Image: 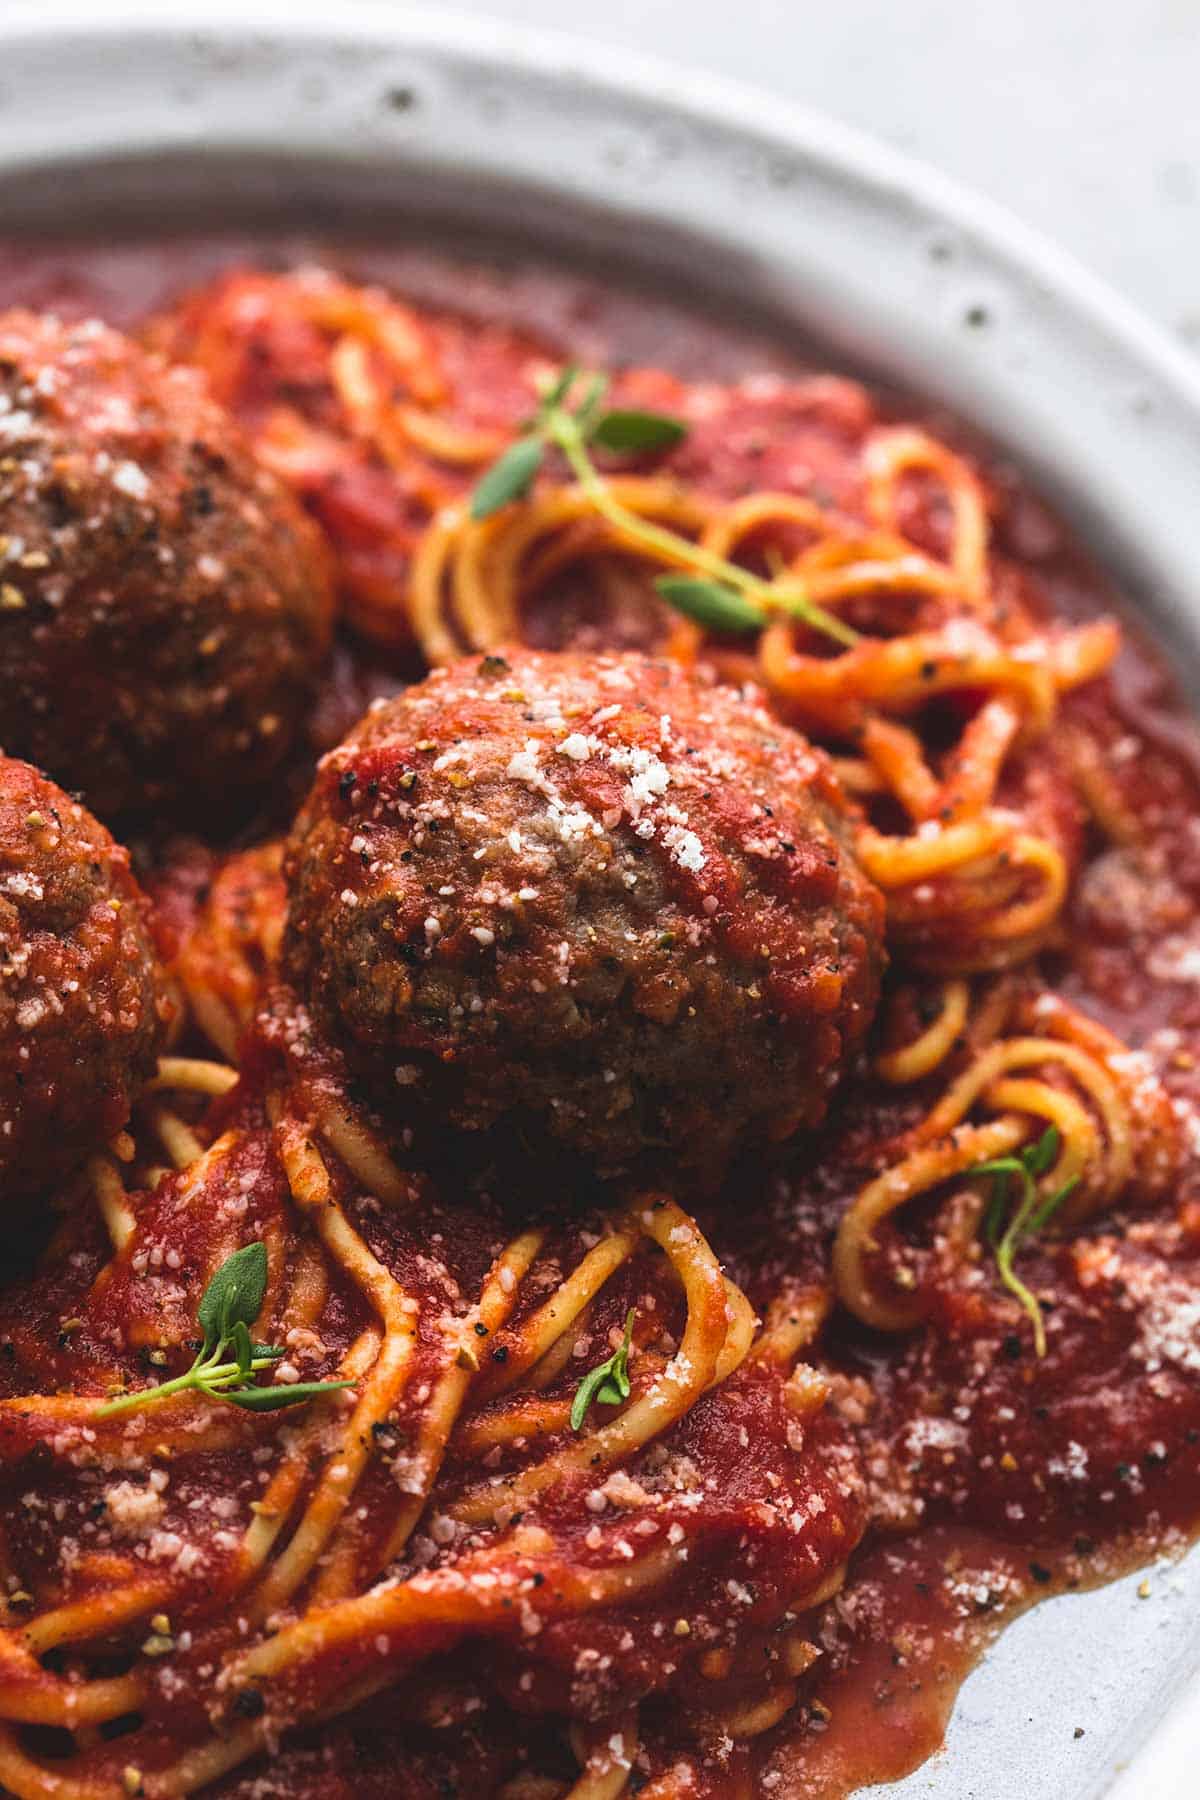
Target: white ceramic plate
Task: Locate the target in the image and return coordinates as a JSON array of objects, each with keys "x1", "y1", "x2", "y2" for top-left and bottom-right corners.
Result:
[{"x1": 0, "y1": 5, "x2": 1198, "y2": 1793}]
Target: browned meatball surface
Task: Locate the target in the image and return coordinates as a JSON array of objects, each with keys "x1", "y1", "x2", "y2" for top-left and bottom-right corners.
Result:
[
  {"x1": 285, "y1": 649, "x2": 885, "y2": 1176},
  {"x1": 0, "y1": 756, "x2": 167, "y2": 1198},
  {"x1": 0, "y1": 311, "x2": 334, "y2": 821}
]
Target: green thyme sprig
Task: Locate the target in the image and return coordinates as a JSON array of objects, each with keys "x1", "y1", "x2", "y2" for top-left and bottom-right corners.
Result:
[
  {"x1": 96, "y1": 1243, "x2": 354, "y2": 1417},
  {"x1": 470, "y1": 366, "x2": 857, "y2": 649},
  {"x1": 968, "y1": 1126, "x2": 1079, "y2": 1358},
  {"x1": 570, "y1": 1308, "x2": 636, "y2": 1431}
]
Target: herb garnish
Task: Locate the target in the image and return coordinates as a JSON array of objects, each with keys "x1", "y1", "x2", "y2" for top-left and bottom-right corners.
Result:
[
  {"x1": 470, "y1": 367, "x2": 856, "y2": 649},
  {"x1": 968, "y1": 1126, "x2": 1079, "y2": 1357},
  {"x1": 97, "y1": 1243, "x2": 354, "y2": 1417},
  {"x1": 570, "y1": 1308, "x2": 636, "y2": 1431}
]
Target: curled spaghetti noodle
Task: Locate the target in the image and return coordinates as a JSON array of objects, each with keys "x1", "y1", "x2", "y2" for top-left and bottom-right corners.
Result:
[
  {"x1": 0, "y1": 266, "x2": 1166, "y2": 1800},
  {"x1": 0, "y1": 1040, "x2": 856, "y2": 1800},
  {"x1": 157, "y1": 268, "x2": 1126, "y2": 971},
  {"x1": 396, "y1": 418, "x2": 1116, "y2": 976},
  {"x1": 835, "y1": 989, "x2": 1181, "y2": 1336}
]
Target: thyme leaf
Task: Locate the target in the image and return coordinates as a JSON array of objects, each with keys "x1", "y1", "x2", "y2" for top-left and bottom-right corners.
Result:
[
  {"x1": 467, "y1": 366, "x2": 857, "y2": 650},
  {"x1": 570, "y1": 1309, "x2": 636, "y2": 1431},
  {"x1": 219, "y1": 1381, "x2": 359, "y2": 1413},
  {"x1": 968, "y1": 1126, "x2": 1079, "y2": 1357},
  {"x1": 196, "y1": 1241, "x2": 268, "y2": 1354},
  {"x1": 655, "y1": 575, "x2": 765, "y2": 633},
  {"x1": 96, "y1": 1245, "x2": 354, "y2": 1418},
  {"x1": 591, "y1": 408, "x2": 688, "y2": 454},
  {"x1": 470, "y1": 435, "x2": 545, "y2": 519}
]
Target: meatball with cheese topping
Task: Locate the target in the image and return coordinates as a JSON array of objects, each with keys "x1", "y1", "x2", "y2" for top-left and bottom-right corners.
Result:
[
  {"x1": 0, "y1": 755, "x2": 167, "y2": 1198},
  {"x1": 0, "y1": 310, "x2": 334, "y2": 821},
  {"x1": 285, "y1": 649, "x2": 884, "y2": 1178}
]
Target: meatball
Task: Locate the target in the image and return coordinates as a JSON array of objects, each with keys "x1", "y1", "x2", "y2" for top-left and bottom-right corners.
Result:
[
  {"x1": 0, "y1": 310, "x2": 334, "y2": 820},
  {"x1": 285, "y1": 649, "x2": 884, "y2": 1176},
  {"x1": 0, "y1": 755, "x2": 167, "y2": 1198}
]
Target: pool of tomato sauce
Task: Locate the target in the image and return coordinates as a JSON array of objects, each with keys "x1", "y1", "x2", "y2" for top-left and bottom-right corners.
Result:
[{"x1": 4, "y1": 234, "x2": 1200, "y2": 1796}]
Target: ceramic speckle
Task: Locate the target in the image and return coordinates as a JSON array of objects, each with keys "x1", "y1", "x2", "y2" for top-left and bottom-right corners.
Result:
[{"x1": 0, "y1": 4, "x2": 1198, "y2": 1793}]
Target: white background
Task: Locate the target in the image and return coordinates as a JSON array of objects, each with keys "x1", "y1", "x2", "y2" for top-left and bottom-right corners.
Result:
[
  {"x1": 453, "y1": 0, "x2": 1200, "y2": 348},
  {"x1": 6, "y1": 1, "x2": 1199, "y2": 1791},
  {"x1": 378, "y1": 10, "x2": 1200, "y2": 1789}
]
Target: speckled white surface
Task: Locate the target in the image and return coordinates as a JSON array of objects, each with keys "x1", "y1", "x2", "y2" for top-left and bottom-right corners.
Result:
[
  {"x1": 110, "y1": 0, "x2": 1200, "y2": 342},
  {"x1": 0, "y1": 5, "x2": 1197, "y2": 1794},
  {"x1": 452, "y1": 0, "x2": 1200, "y2": 349}
]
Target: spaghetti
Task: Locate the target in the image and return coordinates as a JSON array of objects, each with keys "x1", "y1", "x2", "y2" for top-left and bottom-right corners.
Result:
[
  {"x1": 0, "y1": 1047, "x2": 862, "y2": 1798},
  {"x1": 154, "y1": 269, "x2": 1116, "y2": 978},
  {"x1": 0, "y1": 241, "x2": 1195, "y2": 1800}
]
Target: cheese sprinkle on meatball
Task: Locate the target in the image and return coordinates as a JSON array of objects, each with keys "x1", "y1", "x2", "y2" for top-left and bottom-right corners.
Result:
[
  {"x1": 285, "y1": 649, "x2": 885, "y2": 1178},
  {"x1": 0, "y1": 310, "x2": 334, "y2": 821},
  {"x1": 0, "y1": 754, "x2": 167, "y2": 1198}
]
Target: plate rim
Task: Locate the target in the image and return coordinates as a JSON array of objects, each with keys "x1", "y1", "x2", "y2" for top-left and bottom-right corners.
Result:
[
  {"x1": 0, "y1": 0, "x2": 1196, "y2": 414},
  {"x1": 0, "y1": 5, "x2": 1196, "y2": 1796}
]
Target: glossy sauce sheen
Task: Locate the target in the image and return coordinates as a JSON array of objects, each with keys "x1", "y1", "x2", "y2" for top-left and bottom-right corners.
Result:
[{"x1": 4, "y1": 234, "x2": 1200, "y2": 1798}]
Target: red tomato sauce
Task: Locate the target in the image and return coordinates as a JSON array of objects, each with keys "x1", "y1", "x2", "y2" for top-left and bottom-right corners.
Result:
[{"x1": 0, "y1": 232, "x2": 1198, "y2": 1798}]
